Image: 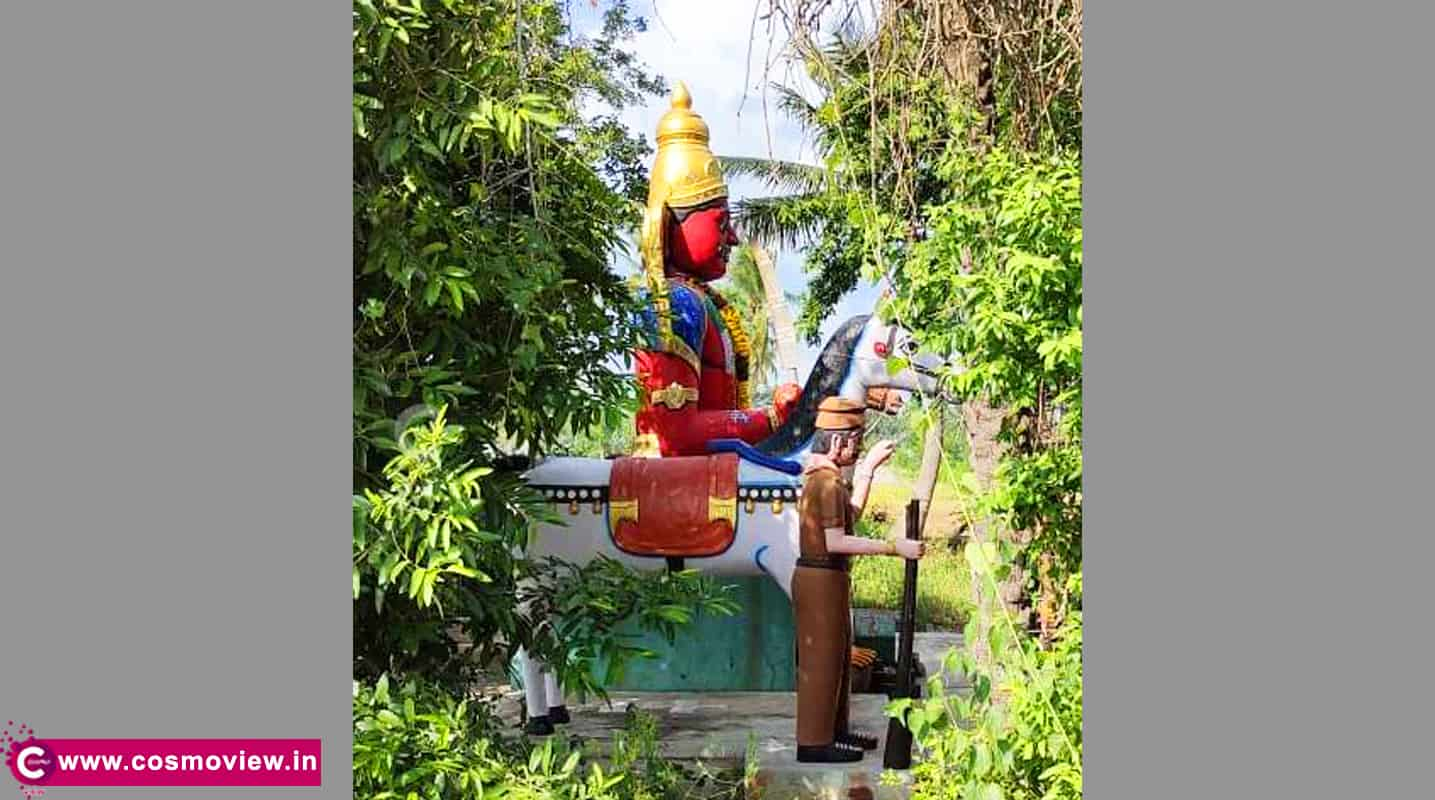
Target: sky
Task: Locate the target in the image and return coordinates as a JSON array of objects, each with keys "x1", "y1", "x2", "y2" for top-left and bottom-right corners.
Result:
[{"x1": 568, "y1": 0, "x2": 884, "y2": 379}]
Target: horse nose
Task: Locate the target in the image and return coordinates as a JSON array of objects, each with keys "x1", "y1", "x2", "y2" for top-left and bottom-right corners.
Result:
[{"x1": 917, "y1": 371, "x2": 940, "y2": 396}]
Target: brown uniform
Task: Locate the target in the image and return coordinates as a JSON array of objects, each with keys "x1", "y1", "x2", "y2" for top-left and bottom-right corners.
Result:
[{"x1": 793, "y1": 462, "x2": 854, "y2": 747}]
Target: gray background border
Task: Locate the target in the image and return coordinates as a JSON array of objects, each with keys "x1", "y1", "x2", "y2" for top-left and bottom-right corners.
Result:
[
  {"x1": 3, "y1": 1, "x2": 1434, "y2": 798},
  {"x1": 1087, "y1": 1, "x2": 1434, "y2": 796},
  {"x1": 0, "y1": 2, "x2": 351, "y2": 797}
]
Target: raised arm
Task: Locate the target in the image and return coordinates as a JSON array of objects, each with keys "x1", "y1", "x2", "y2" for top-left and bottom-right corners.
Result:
[{"x1": 848, "y1": 440, "x2": 896, "y2": 520}]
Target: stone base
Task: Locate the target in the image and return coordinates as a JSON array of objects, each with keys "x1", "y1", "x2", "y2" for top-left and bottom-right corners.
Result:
[
  {"x1": 748, "y1": 761, "x2": 913, "y2": 800},
  {"x1": 490, "y1": 634, "x2": 969, "y2": 800},
  {"x1": 516, "y1": 691, "x2": 912, "y2": 800}
]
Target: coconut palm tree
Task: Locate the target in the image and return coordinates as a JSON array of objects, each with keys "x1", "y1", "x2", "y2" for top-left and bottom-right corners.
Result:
[
  {"x1": 717, "y1": 79, "x2": 835, "y2": 246},
  {"x1": 717, "y1": 28, "x2": 958, "y2": 553},
  {"x1": 715, "y1": 242, "x2": 801, "y2": 394},
  {"x1": 715, "y1": 85, "x2": 840, "y2": 385}
]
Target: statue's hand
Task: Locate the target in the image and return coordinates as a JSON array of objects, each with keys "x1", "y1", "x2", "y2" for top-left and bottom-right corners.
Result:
[
  {"x1": 857, "y1": 439, "x2": 896, "y2": 478},
  {"x1": 771, "y1": 383, "x2": 802, "y2": 426},
  {"x1": 894, "y1": 538, "x2": 927, "y2": 560}
]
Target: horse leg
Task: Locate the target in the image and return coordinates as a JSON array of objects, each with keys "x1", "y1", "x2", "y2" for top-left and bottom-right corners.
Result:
[
  {"x1": 517, "y1": 647, "x2": 555, "y2": 735},
  {"x1": 543, "y1": 671, "x2": 570, "y2": 724}
]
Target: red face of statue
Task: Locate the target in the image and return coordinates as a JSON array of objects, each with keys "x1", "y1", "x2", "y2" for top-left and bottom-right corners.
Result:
[{"x1": 666, "y1": 200, "x2": 739, "y2": 281}]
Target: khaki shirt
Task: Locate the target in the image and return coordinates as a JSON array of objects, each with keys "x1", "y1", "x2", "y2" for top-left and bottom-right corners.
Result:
[{"x1": 798, "y1": 464, "x2": 853, "y2": 564}]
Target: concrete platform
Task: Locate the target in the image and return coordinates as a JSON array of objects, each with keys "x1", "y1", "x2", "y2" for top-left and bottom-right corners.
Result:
[
  {"x1": 541, "y1": 691, "x2": 911, "y2": 800},
  {"x1": 485, "y1": 634, "x2": 969, "y2": 799}
]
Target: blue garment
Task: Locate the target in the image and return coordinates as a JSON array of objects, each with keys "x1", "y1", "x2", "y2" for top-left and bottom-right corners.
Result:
[{"x1": 637, "y1": 280, "x2": 707, "y2": 356}]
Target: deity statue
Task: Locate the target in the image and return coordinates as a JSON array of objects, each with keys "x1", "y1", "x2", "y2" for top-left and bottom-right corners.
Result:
[
  {"x1": 510, "y1": 83, "x2": 945, "y2": 741},
  {"x1": 632, "y1": 82, "x2": 802, "y2": 457}
]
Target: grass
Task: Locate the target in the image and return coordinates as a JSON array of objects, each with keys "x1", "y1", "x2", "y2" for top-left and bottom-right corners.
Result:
[
  {"x1": 851, "y1": 547, "x2": 971, "y2": 630},
  {"x1": 849, "y1": 479, "x2": 974, "y2": 630}
]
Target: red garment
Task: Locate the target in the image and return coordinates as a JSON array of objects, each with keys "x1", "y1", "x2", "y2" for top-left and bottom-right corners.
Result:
[
  {"x1": 634, "y1": 279, "x2": 784, "y2": 457},
  {"x1": 608, "y1": 453, "x2": 739, "y2": 556}
]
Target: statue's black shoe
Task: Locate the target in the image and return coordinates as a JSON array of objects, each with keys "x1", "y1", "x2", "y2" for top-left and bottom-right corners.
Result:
[
  {"x1": 796, "y1": 743, "x2": 864, "y2": 763},
  {"x1": 524, "y1": 714, "x2": 554, "y2": 736},
  {"x1": 837, "y1": 730, "x2": 878, "y2": 751},
  {"x1": 548, "y1": 705, "x2": 571, "y2": 724}
]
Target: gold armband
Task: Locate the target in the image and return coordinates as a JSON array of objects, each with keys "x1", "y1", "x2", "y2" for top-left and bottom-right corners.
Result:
[{"x1": 648, "y1": 381, "x2": 698, "y2": 410}]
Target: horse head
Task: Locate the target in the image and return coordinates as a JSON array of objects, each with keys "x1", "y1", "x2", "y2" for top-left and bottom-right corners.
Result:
[
  {"x1": 756, "y1": 313, "x2": 949, "y2": 459},
  {"x1": 851, "y1": 314, "x2": 946, "y2": 400}
]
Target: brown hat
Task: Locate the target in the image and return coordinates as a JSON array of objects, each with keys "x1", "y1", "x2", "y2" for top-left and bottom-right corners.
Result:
[{"x1": 814, "y1": 397, "x2": 865, "y2": 431}]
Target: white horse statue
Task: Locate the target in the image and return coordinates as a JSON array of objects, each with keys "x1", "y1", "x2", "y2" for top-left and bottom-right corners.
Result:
[{"x1": 514, "y1": 313, "x2": 943, "y2": 733}]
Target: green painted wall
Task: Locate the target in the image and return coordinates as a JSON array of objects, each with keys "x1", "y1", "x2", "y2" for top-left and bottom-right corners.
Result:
[{"x1": 596, "y1": 576, "x2": 796, "y2": 691}]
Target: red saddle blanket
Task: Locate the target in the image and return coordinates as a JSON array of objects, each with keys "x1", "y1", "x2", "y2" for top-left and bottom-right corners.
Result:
[{"x1": 608, "y1": 452, "x2": 739, "y2": 557}]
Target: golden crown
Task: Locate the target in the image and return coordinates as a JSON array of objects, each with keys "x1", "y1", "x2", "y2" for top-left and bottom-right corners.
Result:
[
  {"x1": 648, "y1": 81, "x2": 728, "y2": 210},
  {"x1": 639, "y1": 81, "x2": 730, "y2": 348}
]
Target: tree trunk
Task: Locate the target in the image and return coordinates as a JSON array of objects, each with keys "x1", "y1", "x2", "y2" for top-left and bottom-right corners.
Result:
[
  {"x1": 960, "y1": 396, "x2": 1003, "y2": 671},
  {"x1": 912, "y1": 404, "x2": 945, "y2": 535},
  {"x1": 750, "y1": 244, "x2": 801, "y2": 386}
]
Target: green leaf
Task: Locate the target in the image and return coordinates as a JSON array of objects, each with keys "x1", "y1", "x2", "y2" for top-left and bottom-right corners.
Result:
[
  {"x1": 972, "y1": 740, "x2": 992, "y2": 775},
  {"x1": 461, "y1": 467, "x2": 492, "y2": 484}
]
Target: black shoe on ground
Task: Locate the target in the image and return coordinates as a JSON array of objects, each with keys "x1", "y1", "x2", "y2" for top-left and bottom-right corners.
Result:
[
  {"x1": 548, "y1": 705, "x2": 571, "y2": 724},
  {"x1": 524, "y1": 714, "x2": 554, "y2": 736},
  {"x1": 836, "y1": 730, "x2": 878, "y2": 751},
  {"x1": 796, "y1": 743, "x2": 864, "y2": 763}
]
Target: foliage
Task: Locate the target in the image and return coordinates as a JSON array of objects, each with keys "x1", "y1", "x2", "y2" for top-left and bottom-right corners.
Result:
[
  {"x1": 352, "y1": 0, "x2": 717, "y2": 683},
  {"x1": 753, "y1": 5, "x2": 1084, "y2": 795},
  {"x1": 354, "y1": 676, "x2": 746, "y2": 800},
  {"x1": 353, "y1": 0, "x2": 661, "y2": 484},
  {"x1": 849, "y1": 547, "x2": 971, "y2": 630},
  {"x1": 516, "y1": 555, "x2": 742, "y2": 696},
  {"x1": 881, "y1": 112, "x2": 1082, "y2": 800},
  {"x1": 892, "y1": 144, "x2": 1083, "y2": 593},
  {"x1": 552, "y1": 398, "x2": 638, "y2": 458},
  {"x1": 606, "y1": 704, "x2": 751, "y2": 800},
  {"x1": 354, "y1": 409, "x2": 738, "y2": 700},
  {"x1": 897, "y1": 0, "x2": 1082, "y2": 151},
  {"x1": 357, "y1": 407, "x2": 497, "y2": 614},
  {"x1": 891, "y1": 584, "x2": 1082, "y2": 800}
]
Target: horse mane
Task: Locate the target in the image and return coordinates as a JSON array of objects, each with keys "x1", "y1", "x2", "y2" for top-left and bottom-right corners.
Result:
[{"x1": 756, "y1": 314, "x2": 871, "y2": 458}]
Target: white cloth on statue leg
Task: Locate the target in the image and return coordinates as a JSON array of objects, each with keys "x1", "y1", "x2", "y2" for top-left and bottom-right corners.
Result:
[
  {"x1": 543, "y1": 672, "x2": 562, "y2": 709},
  {"x1": 518, "y1": 648, "x2": 548, "y2": 719}
]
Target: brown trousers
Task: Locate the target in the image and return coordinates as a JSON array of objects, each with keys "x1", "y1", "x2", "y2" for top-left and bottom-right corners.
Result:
[{"x1": 792, "y1": 565, "x2": 851, "y2": 746}]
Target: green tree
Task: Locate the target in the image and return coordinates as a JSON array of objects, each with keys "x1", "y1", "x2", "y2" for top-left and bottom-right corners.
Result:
[
  {"x1": 351, "y1": 0, "x2": 735, "y2": 695},
  {"x1": 353, "y1": 0, "x2": 658, "y2": 481},
  {"x1": 761, "y1": 4, "x2": 1083, "y2": 797}
]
